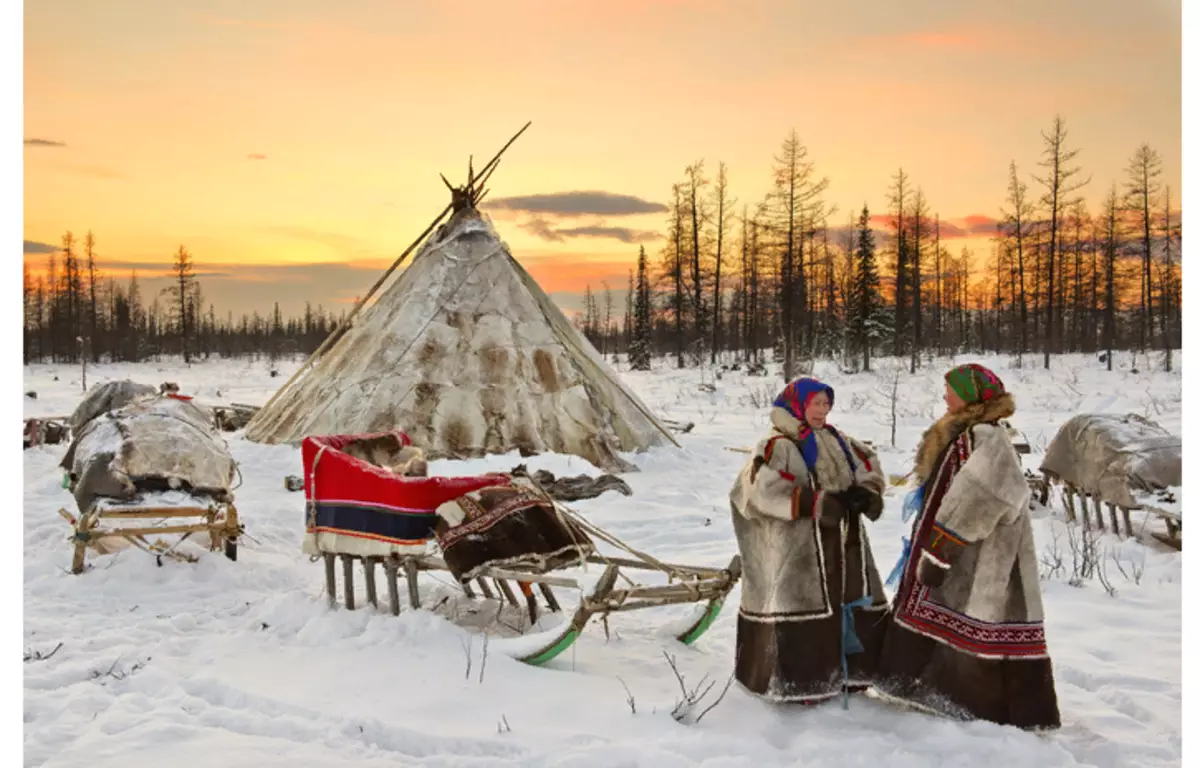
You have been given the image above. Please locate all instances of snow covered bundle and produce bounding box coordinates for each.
[1040,413,1181,509]
[68,379,158,433]
[59,395,238,514]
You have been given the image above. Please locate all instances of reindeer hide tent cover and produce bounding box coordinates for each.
[245,207,672,470]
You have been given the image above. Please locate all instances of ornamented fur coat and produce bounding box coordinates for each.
[727,408,889,703]
[875,393,1061,729]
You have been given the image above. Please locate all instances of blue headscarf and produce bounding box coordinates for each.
[772,377,856,474]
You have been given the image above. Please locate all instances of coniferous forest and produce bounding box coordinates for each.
[25,116,1181,377]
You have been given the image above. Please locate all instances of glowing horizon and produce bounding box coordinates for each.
[24,1,1181,316]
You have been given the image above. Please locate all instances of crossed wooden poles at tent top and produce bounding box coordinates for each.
[251,122,533,419]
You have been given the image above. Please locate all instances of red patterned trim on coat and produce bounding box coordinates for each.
[893,428,1048,658]
[896,585,1048,657]
[896,432,971,596]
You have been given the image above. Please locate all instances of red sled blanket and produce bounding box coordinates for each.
[301,431,509,557]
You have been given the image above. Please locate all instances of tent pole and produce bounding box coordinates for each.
[248,202,453,426]
[249,122,532,434]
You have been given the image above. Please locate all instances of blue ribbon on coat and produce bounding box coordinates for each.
[839,595,873,710]
[884,536,912,589]
[884,483,926,589]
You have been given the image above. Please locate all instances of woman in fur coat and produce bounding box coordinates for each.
[728,377,890,704]
[874,363,1061,730]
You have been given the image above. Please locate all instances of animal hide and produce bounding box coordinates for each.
[877,410,1060,730]
[728,426,889,702]
[435,477,594,581]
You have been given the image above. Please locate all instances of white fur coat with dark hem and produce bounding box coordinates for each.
[728,408,890,702]
[892,395,1049,660]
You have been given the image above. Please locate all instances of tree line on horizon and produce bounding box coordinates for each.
[578,115,1181,376]
[23,115,1181,378]
[22,239,348,366]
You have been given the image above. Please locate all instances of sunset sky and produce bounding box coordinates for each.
[22,0,1182,318]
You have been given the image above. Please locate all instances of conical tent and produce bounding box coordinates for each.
[244,206,674,470]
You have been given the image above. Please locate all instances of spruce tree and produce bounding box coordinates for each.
[850,204,883,371]
[630,245,652,371]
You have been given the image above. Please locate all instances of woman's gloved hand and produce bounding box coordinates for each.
[832,485,884,522]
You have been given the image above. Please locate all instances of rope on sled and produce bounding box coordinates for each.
[518,469,706,618]
[552,497,688,585]
[305,444,330,562]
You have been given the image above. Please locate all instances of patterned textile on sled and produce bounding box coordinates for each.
[435,476,595,581]
[301,431,510,558]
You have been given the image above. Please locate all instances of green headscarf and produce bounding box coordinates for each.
[945,363,1006,404]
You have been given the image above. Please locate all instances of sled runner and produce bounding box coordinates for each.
[58,394,243,573]
[302,431,741,665]
[1032,413,1182,550]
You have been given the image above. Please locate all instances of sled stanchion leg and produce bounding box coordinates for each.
[1063,488,1077,523]
[324,553,338,607]
[364,557,378,608]
[71,514,92,575]
[475,578,495,600]
[403,557,420,609]
[342,555,356,610]
[538,583,561,612]
[495,579,520,607]
[384,558,401,616]
[1093,496,1105,531]
[518,582,538,624]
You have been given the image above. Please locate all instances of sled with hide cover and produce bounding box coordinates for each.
[58,393,243,573]
[302,431,741,666]
[1034,413,1182,549]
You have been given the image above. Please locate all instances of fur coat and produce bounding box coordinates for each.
[875,393,1061,729]
[728,408,889,703]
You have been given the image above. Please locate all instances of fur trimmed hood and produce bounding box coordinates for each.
[913,393,1016,482]
[769,406,804,439]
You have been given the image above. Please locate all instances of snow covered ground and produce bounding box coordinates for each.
[22,352,1184,767]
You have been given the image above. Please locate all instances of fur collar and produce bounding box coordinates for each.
[770,406,804,438]
[913,393,1016,482]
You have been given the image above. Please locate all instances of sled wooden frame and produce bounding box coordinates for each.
[1030,473,1182,551]
[320,549,742,666]
[61,502,242,574]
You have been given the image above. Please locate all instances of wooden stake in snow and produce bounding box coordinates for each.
[77,337,89,393]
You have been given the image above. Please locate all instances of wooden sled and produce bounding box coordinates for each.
[319,549,741,666]
[302,431,741,666]
[60,498,242,574]
[1034,472,1182,550]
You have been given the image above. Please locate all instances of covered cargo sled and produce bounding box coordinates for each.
[302,431,741,666]
[1036,413,1182,549]
[58,394,243,572]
